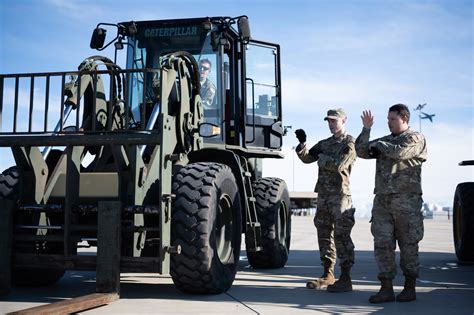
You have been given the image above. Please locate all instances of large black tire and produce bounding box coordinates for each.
[453,182,474,262]
[0,167,20,199]
[171,162,242,294]
[246,177,291,269]
[0,166,65,287]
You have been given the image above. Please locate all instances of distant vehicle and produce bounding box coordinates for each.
[453,160,474,262]
[422,203,434,219]
[289,191,318,216]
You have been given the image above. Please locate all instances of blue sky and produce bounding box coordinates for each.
[1,0,473,216]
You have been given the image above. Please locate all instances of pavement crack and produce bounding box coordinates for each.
[225,292,260,314]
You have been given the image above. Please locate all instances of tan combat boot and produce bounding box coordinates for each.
[369,278,395,303]
[327,266,352,293]
[306,264,335,289]
[396,276,417,302]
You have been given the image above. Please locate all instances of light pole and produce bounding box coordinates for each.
[414,103,426,132]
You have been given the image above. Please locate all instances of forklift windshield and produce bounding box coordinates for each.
[125,21,223,140]
[117,18,283,151]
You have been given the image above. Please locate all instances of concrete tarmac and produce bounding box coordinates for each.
[0,217,473,314]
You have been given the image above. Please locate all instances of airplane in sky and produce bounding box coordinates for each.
[420,112,435,122]
[415,103,427,111]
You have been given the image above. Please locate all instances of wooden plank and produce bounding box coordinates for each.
[96,201,121,294]
[7,292,119,315]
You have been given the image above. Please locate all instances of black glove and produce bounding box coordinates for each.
[369,141,385,158]
[368,145,380,158]
[309,146,322,158]
[295,129,307,143]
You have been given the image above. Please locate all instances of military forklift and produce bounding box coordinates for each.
[0,16,291,295]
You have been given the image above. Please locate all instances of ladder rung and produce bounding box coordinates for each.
[15,224,63,230]
[18,204,64,213]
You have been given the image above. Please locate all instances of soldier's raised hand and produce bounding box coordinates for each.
[361,110,374,129]
[295,129,307,144]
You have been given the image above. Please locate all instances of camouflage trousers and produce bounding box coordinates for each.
[371,194,424,279]
[314,194,355,269]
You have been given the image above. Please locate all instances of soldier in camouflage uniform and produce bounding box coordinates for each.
[355,104,427,303]
[295,108,356,293]
[199,59,216,109]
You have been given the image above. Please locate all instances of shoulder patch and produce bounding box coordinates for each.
[344,134,356,143]
[408,133,423,143]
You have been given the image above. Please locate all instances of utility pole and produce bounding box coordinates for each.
[419,112,422,132]
[414,103,426,132]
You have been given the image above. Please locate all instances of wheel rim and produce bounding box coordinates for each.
[216,194,234,262]
[277,201,288,245]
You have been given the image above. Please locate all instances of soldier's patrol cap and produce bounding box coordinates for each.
[324,108,346,120]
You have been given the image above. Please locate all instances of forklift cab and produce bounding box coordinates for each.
[119,17,283,151]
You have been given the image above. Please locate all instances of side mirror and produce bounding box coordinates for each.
[90,28,107,49]
[238,17,251,44]
[199,122,221,138]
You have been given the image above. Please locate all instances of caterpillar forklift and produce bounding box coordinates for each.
[0,16,290,295]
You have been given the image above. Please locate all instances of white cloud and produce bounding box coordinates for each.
[281,73,473,128]
[422,123,474,203]
[286,1,471,56]
[46,0,104,22]
[281,77,381,111]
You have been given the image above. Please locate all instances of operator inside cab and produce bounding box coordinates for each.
[197,56,222,130]
[198,58,216,110]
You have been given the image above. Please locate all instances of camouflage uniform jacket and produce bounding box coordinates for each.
[200,78,216,109]
[296,133,356,195]
[355,127,427,195]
